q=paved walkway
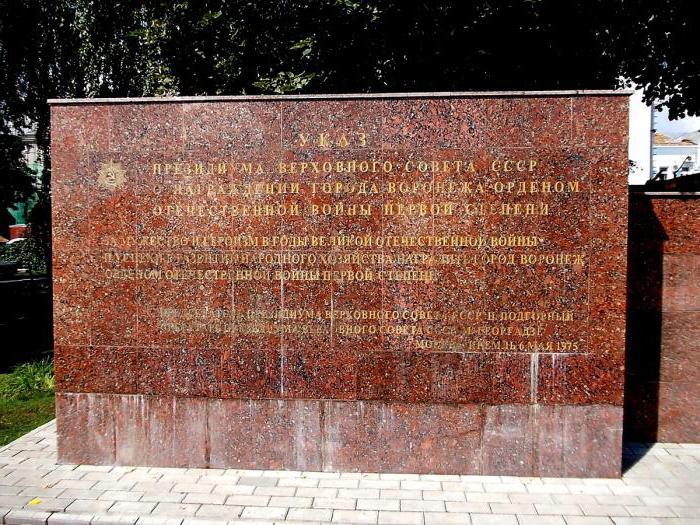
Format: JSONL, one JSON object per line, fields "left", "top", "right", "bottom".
{"left": 1, "top": 421, "right": 699, "bottom": 525}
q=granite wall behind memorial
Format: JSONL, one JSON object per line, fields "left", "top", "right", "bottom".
{"left": 50, "top": 92, "right": 629, "bottom": 477}
{"left": 626, "top": 190, "right": 700, "bottom": 443}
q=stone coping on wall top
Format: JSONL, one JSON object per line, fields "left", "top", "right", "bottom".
{"left": 47, "top": 89, "right": 632, "bottom": 105}
{"left": 629, "top": 185, "right": 700, "bottom": 197}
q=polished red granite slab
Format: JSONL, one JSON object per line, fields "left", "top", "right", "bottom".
{"left": 625, "top": 191, "right": 700, "bottom": 443}
{"left": 51, "top": 92, "right": 629, "bottom": 476}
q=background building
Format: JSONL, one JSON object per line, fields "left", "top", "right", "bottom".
{"left": 652, "top": 132, "right": 698, "bottom": 179}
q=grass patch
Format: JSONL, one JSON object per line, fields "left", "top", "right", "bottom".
{"left": 0, "top": 358, "right": 54, "bottom": 399}
{"left": 0, "top": 358, "right": 55, "bottom": 446}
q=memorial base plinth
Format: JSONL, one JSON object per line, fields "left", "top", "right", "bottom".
{"left": 56, "top": 393, "right": 622, "bottom": 477}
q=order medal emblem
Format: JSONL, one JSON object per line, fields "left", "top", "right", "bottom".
{"left": 97, "top": 160, "right": 127, "bottom": 190}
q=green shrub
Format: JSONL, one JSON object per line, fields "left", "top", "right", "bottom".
{"left": 0, "top": 238, "right": 49, "bottom": 275}
{"left": 0, "top": 358, "right": 54, "bottom": 400}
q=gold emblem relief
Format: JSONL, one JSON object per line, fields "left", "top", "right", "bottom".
{"left": 97, "top": 160, "right": 127, "bottom": 190}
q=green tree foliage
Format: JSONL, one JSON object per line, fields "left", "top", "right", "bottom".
{"left": 0, "top": 0, "right": 697, "bottom": 244}
{"left": 0, "top": 134, "right": 34, "bottom": 217}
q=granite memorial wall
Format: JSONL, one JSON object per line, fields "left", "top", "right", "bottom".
{"left": 50, "top": 92, "right": 629, "bottom": 476}
{"left": 626, "top": 190, "right": 700, "bottom": 443}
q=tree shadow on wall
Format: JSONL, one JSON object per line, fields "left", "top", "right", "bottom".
{"left": 622, "top": 192, "right": 667, "bottom": 472}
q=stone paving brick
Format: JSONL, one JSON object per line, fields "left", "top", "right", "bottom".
{"left": 132, "top": 483, "right": 174, "bottom": 493}
{"left": 118, "top": 474, "right": 162, "bottom": 484}
{"left": 445, "top": 501, "right": 490, "bottom": 513}
{"left": 510, "top": 493, "right": 555, "bottom": 504}
{"left": 563, "top": 517, "right": 614, "bottom": 525}
{"left": 342, "top": 473, "right": 380, "bottom": 480}
{"left": 423, "top": 490, "right": 466, "bottom": 501}
{"left": 181, "top": 520, "right": 229, "bottom": 525}
{"left": 528, "top": 484, "right": 571, "bottom": 494}
{"left": 0, "top": 494, "right": 30, "bottom": 506}
{"left": 356, "top": 499, "right": 400, "bottom": 511}
{"left": 48, "top": 512, "right": 94, "bottom": 525}
{"left": 400, "top": 481, "right": 441, "bottom": 491}
{"left": 625, "top": 505, "right": 676, "bottom": 517}
{"left": 465, "top": 492, "right": 510, "bottom": 503}
{"left": 471, "top": 514, "right": 518, "bottom": 525}
{"left": 302, "top": 472, "right": 340, "bottom": 479}
{"left": 237, "top": 477, "right": 277, "bottom": 487}
{"left": 490, "top": 502, "right": 537, "bottom": 515}
{"left": 239, "top": 506, "right": 288, "bottom": 520}
{"left": 211, "top": 484, "right": 254, "bottom": 496}
{"left": 52, "top": 479, "right": 98, "bottom": 490}
{"left": 609, "top": 519, "right": 664, "bottom": 525}
{"left": 536, "top": 503, "right": 584, "bottom": 515}
{"left": 421, "top": 475, "right": 460, "bottom": 482}
{"left": 252, "top": 487, "right": 296, "bottom": 497}
{"left": 331, "top": 509, "right": 377, "bottom": 523}
{"left": 140, "top": 492, "right": 185, "bottom": 503}
{"left": 74, "top": 465, "right": 114, "bottom": 472}
{"left": 57, "top": 489, "right": 105, "bottom": 501}
{"left": 100, "top": 490, "right": 144, "bottom": 502}
{"left": 518, "top": 516, "right": 567, "bottom": 525}
{"left": 554, "top": 495, "right": 599, "bottom": 505}
{"left": 640, "top": 495, "right": 687, "bottom": 506}
{"left": 194, "top": 504, "right": 242, "bottom": 519}
{"left": 312, "top": 497, "right": 356, "bottom": 510}
{"left": 287, "top": 507, "right": 333, "bottom": 521}
{"left": 133, "top": 517, "right": 183, "bottom": 525}
{"left": 93, "top": 482, "right": 138, "bottom": 492}
{"left": 593, "top": 495, "right": 642, "bottom": 506}
{"left": 378, "top": 510, "right": 423, "bottom": 524}
{"left": 91, "top": 514, "right": 140, "bottom": 525}
{"left": 610, "top": 485, "right": 656, "bottom": 496}
{"left": 400, "top": 499, "right": 445, "bottom": 512}
{"left": 380, "top": 474, "right": 420, "bottom": 481}
{"left": 442, "top": 481, "right": 485, "bottom": 492}
{"left": 24, "top": 498, "right": 74, "bottom": 512}
{"left": 379, "top": 490, "right": 421, "bottom": 501}
{"left": 66, "top": 499, "right": 115, "bottom": 513}
{"left": 319, "top": 479, "right": 360, "bottom": 489}
{"left": 4, "top": 509, "right": 53, "bottom": 525}
{"left": 42, "top": 472, "right": 86, "bottom": 482}
{"left": 109, "top": 501, "right": 157, "bottom": 514}
{"left": 484, "top": 483, "right": 527, "bottom": 494}
{"left": 580, "top": 504, "right": 630, "bottom": 516}
{"left": 672, "top": 506, "right": 700, "bottom": 517}
{"left": 172, "top": 484, "right": 212, "bottom": 494}
{"left": 20, "top": 487, "right": 64, "bottom": 500}
{"left": 295, "top": 487, "right": 338, "bottom": 498}
{"left": 181, "top": 493, "right": 227, "bottom": 505}
{"left": 358, "top": 480, "right": 400, "bottom": 490}
{"left": 461, "top": 475, "right": 500, "bottom": 483}
{"left": 151, "top": 502, "right": 200, "bottom": 516}
{"left": 82, "top": 473, "right": 117, "bottom": 482}
{"left": 224, "top": 495, "right": 270, "bottom": 506}
{"left": 424, "top": 512, "right": 471, "bottom": 525}
{"left": 567, "top": 485, "right": 613, "bottom": 495}
{"left": 158, "top": 477, "right": 197, "bottom": 486}
{"left": 261, "top": 470, "right": 301, "bottom": 479}
{"left": 267, "top": 496, "right": 312, "bottom": 508}
{"left": 277, "top": 478, "right": 319, "bottom": 488}
{"left": 338, "top": 489, "right": 380, "bottom": 500}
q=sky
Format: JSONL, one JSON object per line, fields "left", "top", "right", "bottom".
{"left": 653, "top": 107, "right": 700, "bottom": 135}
